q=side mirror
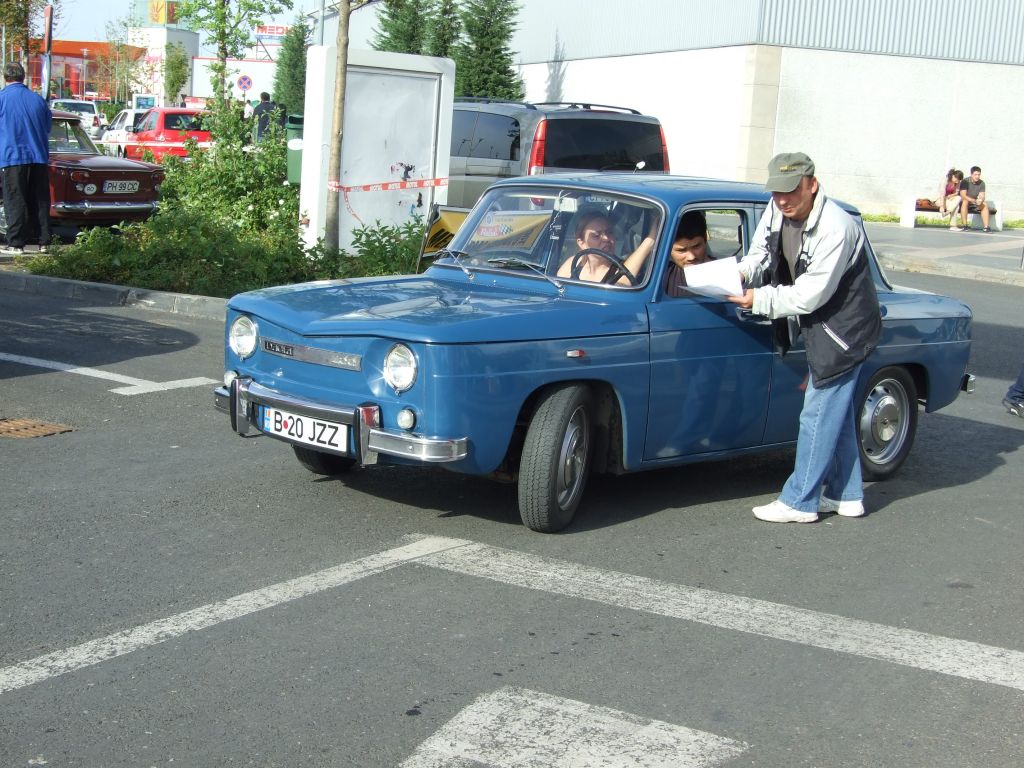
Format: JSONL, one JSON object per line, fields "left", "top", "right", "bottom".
{"left": 125, "top": 126, "right": 135, "bottom": 133}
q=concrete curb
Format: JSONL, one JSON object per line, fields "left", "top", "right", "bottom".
{"left": 0, "top": 269, "right": 227, "bottom": 321}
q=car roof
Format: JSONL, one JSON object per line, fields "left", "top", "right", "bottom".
{"left": 51, "top": 110, "right": 83, "bottom": 120}
{"left": 144, "top": 107, "right": 207, "bottom": 114}
{"left": 490, "top": 172, "right": 861, "bottom": 215}
{"left": 455, "top": 99, "right": 659, "bottom": 121}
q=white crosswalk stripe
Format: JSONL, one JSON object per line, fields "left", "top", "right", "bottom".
{"left": 419, "top": 539, "right": 1024, "bottom": 693}
{"left": 2, "top": 534, "right": 1021, "bottom": 702}
{"left": 401, "top": 687, "right": 748, "bottom": 767}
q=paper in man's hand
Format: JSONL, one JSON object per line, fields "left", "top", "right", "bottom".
{"left": 681, "top": 258, "right": 743, "bottom": 298}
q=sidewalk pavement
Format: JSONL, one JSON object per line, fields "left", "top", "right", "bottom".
{"left": 866, "top": 222, "right": 1024, "bottom": 287}
{"left": 1, "top": 223, "right": 1023, "bottom": 321}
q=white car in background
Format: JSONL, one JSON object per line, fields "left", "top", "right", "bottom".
{"left": 99, "top": 108, "right": 148, "bottom": 157}
{"left": 50, "top": 99, "right": 108, "bottom": 140}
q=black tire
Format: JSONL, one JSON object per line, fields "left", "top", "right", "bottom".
{"left": 518, "top": 384, "right": 593, "bottom": 532}
{"left": 858, "top": 367, "right": 918, "bottom": 480}
{"left": 292, "top": 445, "right": 356, "bottom": 476}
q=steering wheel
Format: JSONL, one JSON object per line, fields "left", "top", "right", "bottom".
{"left": 569, "top": 248, "right": 638, "bottom": 286}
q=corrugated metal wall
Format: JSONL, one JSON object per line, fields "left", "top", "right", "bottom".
{"left": 511, "top": 0, "right": 1024, "bottom": 66}
{"left": 759, "top": 0, "right": 1024, "bottom": 66}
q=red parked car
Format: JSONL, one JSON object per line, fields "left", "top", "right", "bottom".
{"left": 124, "top": 107, "right": 212, "bottom": 161}
{"left": 0, "top": 111, "right": 163, "bottom": 240}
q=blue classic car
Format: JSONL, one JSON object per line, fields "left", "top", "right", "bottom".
{"left": 215, "top": 174, "right": 973, "bottom": 532}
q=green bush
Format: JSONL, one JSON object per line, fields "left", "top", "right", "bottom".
{"left": 27, "top": 105, "right": 425, "bottom": 296}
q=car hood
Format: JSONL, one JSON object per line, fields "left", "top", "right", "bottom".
{"left": 230, "top": 274, "right": 649, "bottom": 343}
{"left": 50, "top": 153, "right": 160, "bottom": 172}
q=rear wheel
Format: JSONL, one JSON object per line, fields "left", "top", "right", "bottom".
{"left": 292, "top": 445, "right": 356, "bottom": 476}
{"left": 858, "top": 367, "right": 918, "bottom": 480}
{"left": 518, "top": 384, "right": 593, "bottom": 533}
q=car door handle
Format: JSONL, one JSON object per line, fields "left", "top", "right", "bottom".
{"left": 735, "top": 307, "right": 771, "bottom": 324}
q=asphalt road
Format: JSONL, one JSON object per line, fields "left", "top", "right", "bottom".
{"left": 1, "top": 273, "right": 1022, "bottom": 767}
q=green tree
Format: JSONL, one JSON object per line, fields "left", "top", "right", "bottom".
{"left": 426, "top": 0, "right": 460, "bottom": 58}
{"left": 163, "top": 42, "right": 190, "bottom": 102}
{"left": 371, "top": 0, "right": 427, "bottom": 54}
{"left": 93, "top": 18, "right": 148, "bottom": 104}
{"left": 175, "top": 0, "right": 293, "bottom": 102}
{"left": 454, "top": 0, "right": 523, "bottom": 99}
{"left": 0, "top": 0, "right": 62, "bottom": 64}
{"left": 272, "top": 18, "right": 308, "bottom": 114}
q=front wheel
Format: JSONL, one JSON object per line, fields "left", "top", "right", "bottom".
{"left": 858, "top": 367, "right": 918, "bottom": 480}
{"left": 518, "top": 384, "right": 593, "bottom": 532}
{"left": 292, "top": 445, "right": 356, "bottom": 476}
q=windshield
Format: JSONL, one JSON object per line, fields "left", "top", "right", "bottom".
{"left": 49, "top": 118, "right": 100, "bottom": 155}
{"left": 444, "top": 185, "right": 664, "bottom": 288}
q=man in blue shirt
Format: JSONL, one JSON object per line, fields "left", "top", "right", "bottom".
{"left": 0, "top": 62, "right": 51, "bottom": 254}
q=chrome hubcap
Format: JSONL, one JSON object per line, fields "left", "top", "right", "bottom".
{"left": 860, "top": 378, "right": 909, "bottom": 465}
{"left": 556, "top": 405, "right": 589, "bottom": 510}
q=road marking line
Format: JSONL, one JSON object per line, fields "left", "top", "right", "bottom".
{"left": 400, "top": 687, "right": 747, "bottom": 768}
{"left": 419, "top": 542, "right": 1024, "bottom": 692}
{"left": 0, "top": 536, "right": 469, "bottom": 696}
{"left": 0, "top": 352, "right": 216, "bottom": 395}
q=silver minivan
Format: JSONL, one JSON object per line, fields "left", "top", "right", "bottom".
{"left": 50, "top": 99, "right": 108, "bottom": 140}
{"left": 448, "top": 99, "right": 669, "bottom": 209}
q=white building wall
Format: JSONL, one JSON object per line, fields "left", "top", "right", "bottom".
{"left": 774, "top": 47, "right": 1024, "bottom": 218}
{"left": 190, "top": 57, "right": 278, "bottom": 102}
{"left": 127, "top": 27, "right": 200, "bottom": 105}
{"left": 523, "top": 45, "right": 1024, "bottom": 219}
{"left": 519, "top": 47, "right": 751, "bottom": 183}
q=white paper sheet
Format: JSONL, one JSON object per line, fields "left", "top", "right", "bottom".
{"left": 681, "top": 258, "right": 743, "bottom": 299}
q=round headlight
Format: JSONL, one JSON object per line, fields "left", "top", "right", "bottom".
{"left": 383, "top": 343, "right": 417, "bottom": 392}
{"left": 228, "top": 315, "right": 258, "bottom": 359}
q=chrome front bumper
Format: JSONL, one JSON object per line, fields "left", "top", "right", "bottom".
{"left": 53, "top": 201, "right": 158, "bottom": 215}
{"left": 214, "top": 377, "right": 469, "bottom": 465}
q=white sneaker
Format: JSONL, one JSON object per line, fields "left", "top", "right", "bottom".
{"left": 819, "top": 496, "right": 865, "bottom": 517}
{"left": 752, "top": 499, "right": 818, "bottom": 523}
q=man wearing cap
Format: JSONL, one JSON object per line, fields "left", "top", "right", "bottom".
{"left": 728, "top": 152, "right": 881, "bottom": 523}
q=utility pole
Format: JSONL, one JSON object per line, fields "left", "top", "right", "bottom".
{"left": 324, "top": 0, "right": 352, "bottom": 251}
{"left": 81, "top": 48, "right": 89, "bottom": 98}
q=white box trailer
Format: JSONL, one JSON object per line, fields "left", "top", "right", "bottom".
{"left": 299, "top": 48, "right": 455, "bottom": 251}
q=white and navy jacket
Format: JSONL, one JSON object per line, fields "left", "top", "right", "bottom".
{"left": 738, "top": 188, "right": 882, "bottom": 386}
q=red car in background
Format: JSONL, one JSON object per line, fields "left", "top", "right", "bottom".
{"left": 0, "top": 110, "right": 164, "bottom": 241}
{"left": 124, "top": 107, "right": 212, "bottom": 161}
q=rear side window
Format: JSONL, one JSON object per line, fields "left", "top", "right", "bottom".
{"left": 165, "top": 113, "right": 193, "bottom": 130}
{"left": 543, "top": 118, "right": 664, "bottom": 172}
{"left": 451, "top": 110, "right": 478, "bottom": 157}
{"left": 54, "top": 101, "right": 93, "bottom": 116}
{"left": 469, "top": 112, "right": 520, "bottom": 161}
{"left": 450, "top": 109, "right": 520, "bottom": 161}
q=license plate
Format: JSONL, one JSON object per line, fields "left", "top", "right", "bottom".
{"left": 259, "top": 406, "right": 349, "bottom": 453}
{"left": 103, "top": 180, "right": 139, "bottom": 193}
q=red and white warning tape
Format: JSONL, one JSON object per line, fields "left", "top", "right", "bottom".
{"left": 327, "top": 177, "right": 448, "bottom": 192}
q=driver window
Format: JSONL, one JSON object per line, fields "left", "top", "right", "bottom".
{"left": 662, "top": 208, "right": 746, "bottom": 298}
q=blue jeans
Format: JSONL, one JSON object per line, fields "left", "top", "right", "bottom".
{"left": 779, "top": 364, "right": 864, "bottom": 513}
{"left": 1006, "top": 364, "right": 1024, "bottom": 402}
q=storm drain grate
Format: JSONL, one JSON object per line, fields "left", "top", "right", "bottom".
{"left": 0, "top": 418, "right": 76, "bottom": 438}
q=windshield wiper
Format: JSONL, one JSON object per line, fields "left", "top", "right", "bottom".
{"left": 486, "top": 257, "right": 563, "bottom": 290}
{"left": 434, "top": 248, "right": 473, "bottom": 277}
